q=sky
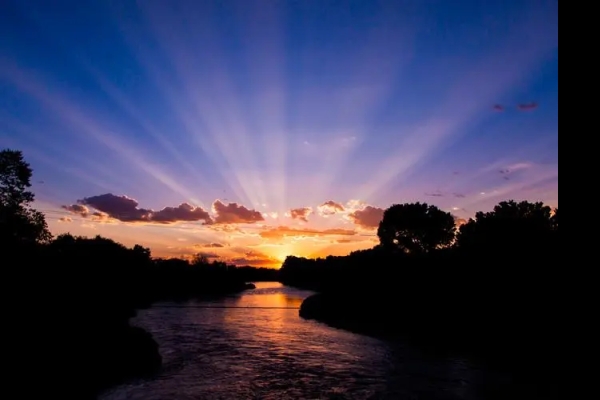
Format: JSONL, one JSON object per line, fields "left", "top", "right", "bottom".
{"left": 0, "top": 0, "right": 558, "bottom": 267}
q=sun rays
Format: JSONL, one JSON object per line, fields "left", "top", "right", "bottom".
{"left": 0, "top": 1, "right": 558, "bottom": 266}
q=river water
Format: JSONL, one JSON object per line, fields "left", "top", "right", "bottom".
{"left": 100, "top": 282, "right": 527, "bottom": 400}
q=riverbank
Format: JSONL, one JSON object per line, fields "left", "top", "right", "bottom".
{"left": 8, "top": 238, "right": 262, "bottom": 399}
{"left": 15, "top": 267, "right": 257, "bottom": 400}
{"left": 298, "top": 286, "right": 560, "bottom": 398}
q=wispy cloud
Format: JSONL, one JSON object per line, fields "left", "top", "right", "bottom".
{"left": 259, "top": 226, "right": 356, "bottom": 240}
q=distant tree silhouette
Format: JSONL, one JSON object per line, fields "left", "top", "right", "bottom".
{"left": 377, "top": 202, "right": 456, "bottom": 254}
{"left": 0, "top": 149, "right": 51, "bottom": 246}
{"left": 192, "top": 252, "right": 210, "bottom": 266}
{"left": 456, "top": 200, "right": 556, "bottom": 253}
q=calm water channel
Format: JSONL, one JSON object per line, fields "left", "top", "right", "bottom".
{"left": 100, "top": 282, "right": 528, "bottom": 400}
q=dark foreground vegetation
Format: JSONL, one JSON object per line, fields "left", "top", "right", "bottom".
{"left": 1, "top": 149, "right": 277, "bottom": 399}
{"left": 281, "top": 201, "right": 560, "bottom": 395}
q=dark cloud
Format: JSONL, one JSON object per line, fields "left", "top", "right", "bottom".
{"left": 453, "top": 193, "right": 466, "bottom": 198}
{"left": 78, "top": 193, "right": 152, "bottom": 222}
{"left": 289, "top": 207, "right": 312, "bottom": 222}
{"left": 61, "top": 203, "right": 114, "bottom": 222}
{"left": 63, "top": 193, "right": 212, "bottom": 224}
{"left": 196, "top": 242, "right": 225, "bottom": 248}
{"left": 61, "top": 204, "right": 90, "bottom": 217}
{"left": 317, "top": 201, "right": 345, "bottom": 216}
{"left": 58, "top": 217, "right": 72, "bottom": 223}
{"left": 425, "top": 192, "right": 444, "bottom": 197}
{"left": 152, "top": 203, "right": 212, "bottom": 224}
{"left": 259, "top": 226, "right": 356, "bottom": 239}
{"left": 517, "top": 102, "right": 538, "bottom": 111}
{"left": 212, "top": 200, "right": 264, "bottom": 224}
{"left": 197, "top": 251, "right": 220, "bottom": 259}
{"left": 348, "top": 206, "right": 384, "bottom": 229}
{"left": 493, "top": 104, "right": 504, "bottom": 111}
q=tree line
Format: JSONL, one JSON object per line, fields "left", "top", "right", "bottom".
{"left": 280, "top": 191, "right": 559, "bottom": 394}
{"left": 1, "top": 148, "right": 275, "bottom": 398}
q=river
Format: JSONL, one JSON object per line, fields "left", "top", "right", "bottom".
{"left": 100, "top": 282, "right": 528, "bottom": 400}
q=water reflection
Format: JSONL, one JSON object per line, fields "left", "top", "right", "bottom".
{"left": 230, "top": 282, "right": 306, "bottom": 308}
{"left": 101, "top": 282, "right": 526, "bottom": 400}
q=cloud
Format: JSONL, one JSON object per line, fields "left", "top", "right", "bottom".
{"left": 77, "top": 193, "right": 152, "bottom": 222}
{"left": 226, "top": 248, "right": 281, "bottom": 267}
{"left": 244, "top": 250, "right": 267, "bottom": 258}
{"left": 505, "top": 162, "right": 533, "bottom": 172}
{"left": 289, "top": 207, "right": 312, "bottom": 222}
{"left": 336, "top": 238, "right": 353, "bottom": 243}
{"left": 58, "top": 217, "right": 72, "bottom": 223}
{"left": 196, "top": 251, "right": 220, "bottom": 259}
{"left": 259, "top": 226, "right": 356, "bottom": 240}
{"left": 196, "top": 242, "right": 225, "bottom": 248}
{"left": 63, "top": 193, "right": 212, "bottom": 224}
{"left": 61, "top": 204, "right": 90, "bottom": 217}
{"left": 517, "top": 102, "right": 538, "bottom": 111}
{"left": 317, "top": 201, "right": 345, "bottom": 216}
{"left": 212, "top": 200, "right": 264, "bottom": 224}
{"left": 348, "top": 205, "right": 384, "bottom": 229}
{"left": 90, "top": 211, "right": 112, "bottom": 221}
{"left": 208, "top": 224, "right": 245, "bottom": 234}
{"left": 228, "top": 257, "right": 280, "bottom": 267}
{"left": 346, "top": 199, "right": 367, "bottom": 209}
{"left": 152, "top": 203, "right": 212, "bottom": 223}
{"left": 261, "top": 212, "right": 279, "bottom": 219}
{"left": 62, "top": 203, "right": 115, "bottom": 222}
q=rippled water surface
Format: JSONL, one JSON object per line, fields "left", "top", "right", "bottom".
{"left": 100, "top": 282, "right": 523, "bottom": 400}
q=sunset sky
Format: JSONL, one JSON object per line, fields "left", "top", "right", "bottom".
{"left": 0, "top": 0, "right": 558, "bottom": 267}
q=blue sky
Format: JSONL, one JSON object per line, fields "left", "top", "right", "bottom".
{"left": 0, "top": 0, "right": 558, "bottom": 265}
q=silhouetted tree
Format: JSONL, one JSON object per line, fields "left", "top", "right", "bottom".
{"left": 0, "top": 149, "right": 51, "bottom": 246}
{"left": 133, "top": 244, "right": 152, "bottom": 260}
{"left": 456, "top": 200, "right": 555, "bottom": 253}
{"left": 377, "top": 202, "right": 456, "bottom": 254}
{"left": 191, "top": 252, "right": 210, "bottom": 266}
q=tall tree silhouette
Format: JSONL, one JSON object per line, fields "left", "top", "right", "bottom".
{"left": 0, "top": 149, "right": 51, "bottom": 246}
{"left": 377, "top": 202, "right": 456, "bottom": 254}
